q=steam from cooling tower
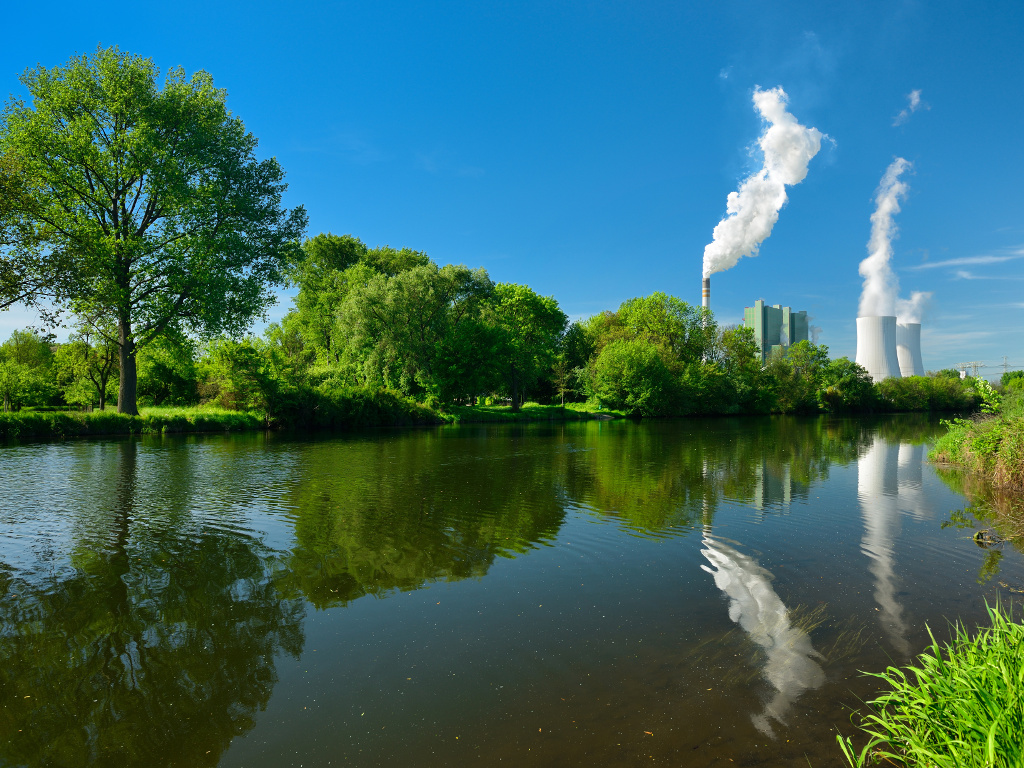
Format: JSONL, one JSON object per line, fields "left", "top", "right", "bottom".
{"left": 896, "top": 290, "right": 931, "bottom": 324}
{"left": 702, "top": 87, "right": 824, "bottom": 279}
{"left": 858, "top": 159, "right": 933, "bottom": 322}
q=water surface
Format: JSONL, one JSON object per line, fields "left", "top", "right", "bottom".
{"left": 1, "top": 416, "right": 1019, "bottom": 767}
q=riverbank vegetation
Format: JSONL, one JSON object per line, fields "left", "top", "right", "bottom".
{"left": 837, "top": 603, "right": 1024, "bottom": 768}
{"left": 931, "top": 382, "right": 1024, "bottom": 491}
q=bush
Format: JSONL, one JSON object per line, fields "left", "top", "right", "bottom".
{"left": 878, "top": 376, "right": 979, "bottom": 412}
{"left": 586, "top": 338, "right": 681, "bottom": 416}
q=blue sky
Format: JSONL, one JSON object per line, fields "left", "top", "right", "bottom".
{"left": 2, "top": 0, "right": 1022, "bottom": 373}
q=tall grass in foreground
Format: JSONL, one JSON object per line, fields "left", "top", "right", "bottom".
{"left": 837, "top": 603, "right": 1024, "bottom": 767}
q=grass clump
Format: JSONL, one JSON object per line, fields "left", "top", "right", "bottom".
{"left": 837, "top": 603, "right": 1024, "bottom": 767}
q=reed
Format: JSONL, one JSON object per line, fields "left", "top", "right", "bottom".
{"left": 837, "top": 603, "right": 1024, "bottom": 767}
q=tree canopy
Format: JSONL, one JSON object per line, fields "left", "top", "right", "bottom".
{"left": 0, "top": 46, "right": 306, "bottom": 413}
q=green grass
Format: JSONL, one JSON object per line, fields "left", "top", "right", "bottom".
{"left": 1, "top": 397, "right": 618, "bottom": 440}
{"left": 445, "top": 401, "right": 627, "bottom": 423}
{"left": 931, "top": 417, "right": 1024, "bottom": 492}
{"left": 0, "top": 406, "right": 265, "bottom": 441}
{"left": 837, "top": 603, "right": 1024, "bottom": 768}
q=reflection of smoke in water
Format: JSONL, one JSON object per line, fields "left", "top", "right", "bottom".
{"left": 700, "top": 534, "right": 825, "bottom": 737}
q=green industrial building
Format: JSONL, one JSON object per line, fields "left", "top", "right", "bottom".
{"left": 743, "top": 299, "right": 809, "bottom": 363}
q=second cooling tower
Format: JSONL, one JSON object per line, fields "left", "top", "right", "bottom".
{"left": 895, "top": 322, "right": 925, "bottom": 377}
{"left": 856, "top": 316, "right": 902, "bottom": 382}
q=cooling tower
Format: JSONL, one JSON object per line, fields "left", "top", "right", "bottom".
{"left": 895, "top": 322, "right": 924, "bottom": 377}
{"left": 856, "top": 316, "right": 902, "bottom": 383}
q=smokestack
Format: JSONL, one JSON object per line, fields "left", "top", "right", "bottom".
{"left": 856, "top": 316, "right": 902, "bottom": 383}
{"left": 895, "top": 322, "right": 925, "bottom": 377}
{"left": 702, "top": 277, "right": 710, "bottom": 311}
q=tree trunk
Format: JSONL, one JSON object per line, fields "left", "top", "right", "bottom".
{"left": 117, "top": 320, "right": 139, "bottom": 416}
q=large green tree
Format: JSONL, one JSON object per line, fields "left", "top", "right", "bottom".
{"left": 0, "top": 47, "right": 306, "bottom": 414}
{"left": 339, "top": 262, "right": 495, "bottom": 399}
{"left": 491, "top": 283, "right": 567, "bottom": 410}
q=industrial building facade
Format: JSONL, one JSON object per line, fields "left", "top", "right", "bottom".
{"left": 743, "top": 299, "right": 809, "bottom": 363}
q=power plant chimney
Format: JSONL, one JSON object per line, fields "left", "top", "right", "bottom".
{"left": 895, "top": 322, "right": 924, "bottom": 378}
{"left": 702, "top": 277, "right": 710, "bottom": 311}
{"left": 856, "top": 316, "right": 902, "bottom": 382}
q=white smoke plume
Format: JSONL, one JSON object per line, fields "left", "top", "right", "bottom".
{"left": 857, "top": 159, "right": 933, "bottom": 320}
{"left": 896, "top": 290, "right": 931, "bottom": 324}
{"left": 702, "top": 87, "right": 824, "bottom": 279}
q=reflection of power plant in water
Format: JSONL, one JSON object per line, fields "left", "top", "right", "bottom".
{"left": 857, "top": 437, "right": 923, "bottom": 656}
{"left": 752, "top": 461, "right": 810, "bottom": 515}
{"left": 700, "top": 534, "right": 825, "bottom": 737}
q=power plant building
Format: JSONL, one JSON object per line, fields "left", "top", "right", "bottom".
{"left": 743, "top": 299, "right": 809, "bottom": 363}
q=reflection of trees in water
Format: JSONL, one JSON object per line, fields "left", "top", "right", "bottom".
{"left": 0, "top": 440, "right": 304, "bottom": 768}
{"left": 0, "top": 416, "right": 952, "bottom": 765}
{"left": 276, "top": 430, "right": 568, "bottom": 609}
{"left": 275, "top": 416, "right": 946, "bottom": 609}
{"left": 557, "top": 417, "right": 882, "bottom": 533}
{"left": 937, "top": 469, "right": 1024, "bottom": 584}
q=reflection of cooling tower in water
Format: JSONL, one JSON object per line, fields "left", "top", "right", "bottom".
{"left": 700, "top": 535, "right": 825, "bottom": 737}
{"left": 858, "top": 438, "right": 911, "bottom": 655}
{"left": 897, "top": 443, "right": 928, "bottom": 521}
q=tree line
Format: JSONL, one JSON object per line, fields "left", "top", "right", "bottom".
{"left": 0, "top": 228, "right": 992, "bottom": 419}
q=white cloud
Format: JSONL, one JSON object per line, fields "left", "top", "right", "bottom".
{"left": 908, "top": 252, "right": 1024, "bottom": 270}
{"left": 893, "top": 89, "right": 928, "bottom": 126}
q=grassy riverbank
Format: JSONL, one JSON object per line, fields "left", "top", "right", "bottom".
{"left": 930, "top": 390, "right": 1024, "bottom": 490}
{"left": 837, "top": 603, "right": 1024, "bottom": 768}
{"left": 445, "top": 401, "right": 626, "bottom": 422}
{"left": 0, "top": 398, "right": 621, "bottom": 441}
{"left": 0, "top": 407, "right": 266, "bottom": 440}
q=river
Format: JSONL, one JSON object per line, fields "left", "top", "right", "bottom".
{"left": 1, "top": 416, "right": 1019, "bottom": 767}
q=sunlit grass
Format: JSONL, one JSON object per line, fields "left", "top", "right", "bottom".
{"left": 446, "top": 401, "right": 626, "bottom": 422}
{"left": 837, "top": 603, "right": 1024, "bottom": 767}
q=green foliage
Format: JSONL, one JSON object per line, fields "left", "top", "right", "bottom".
{"left": 0, "top": 46, "right": 307, "bottom": 414}
{"left": 878, "top": 375, "right": 980, "bottom": 412}
{"left": 137, "top": 334, "right": 198, "bottom": 406}
{"left": 969, "top": 377, "right": 1002, "bottom": 414}
{"left": 819, "top": 357, "right": 878, "bottom": 413}
{"left": 1000, "top": 370, "right": 1024, "bottom": 388}
{"left": 588, "top": 337, "right": 680, "bottom": 416}
{"left": 199, "top": 336, "right": 297, "bottom": 417}
{"left": 837, "top": 603, "right": 1024, "bottom": 768}
{"left": 765, "top": 341, "right": 830, "bottom": 413}
{"left": 931, "top": 386, "right": 1024, "bottom": 489}
{"left": 338, "top": 262, "right": 497, "bottom": 401}
{"left": 0, "top": 407, "right": 265, "bottom": 440}
{"left": 617, "top": 292, "right": 715, "bottom": 363}
{"left": 491, "top": 283, "right": 567, "bottom": 410}
{"left": 0, "top": 329, "right": 56, "bottom": 409}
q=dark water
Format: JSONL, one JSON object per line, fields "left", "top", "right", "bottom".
{"left": 1, "top": 416, "right": 1021, "bottom": 767}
